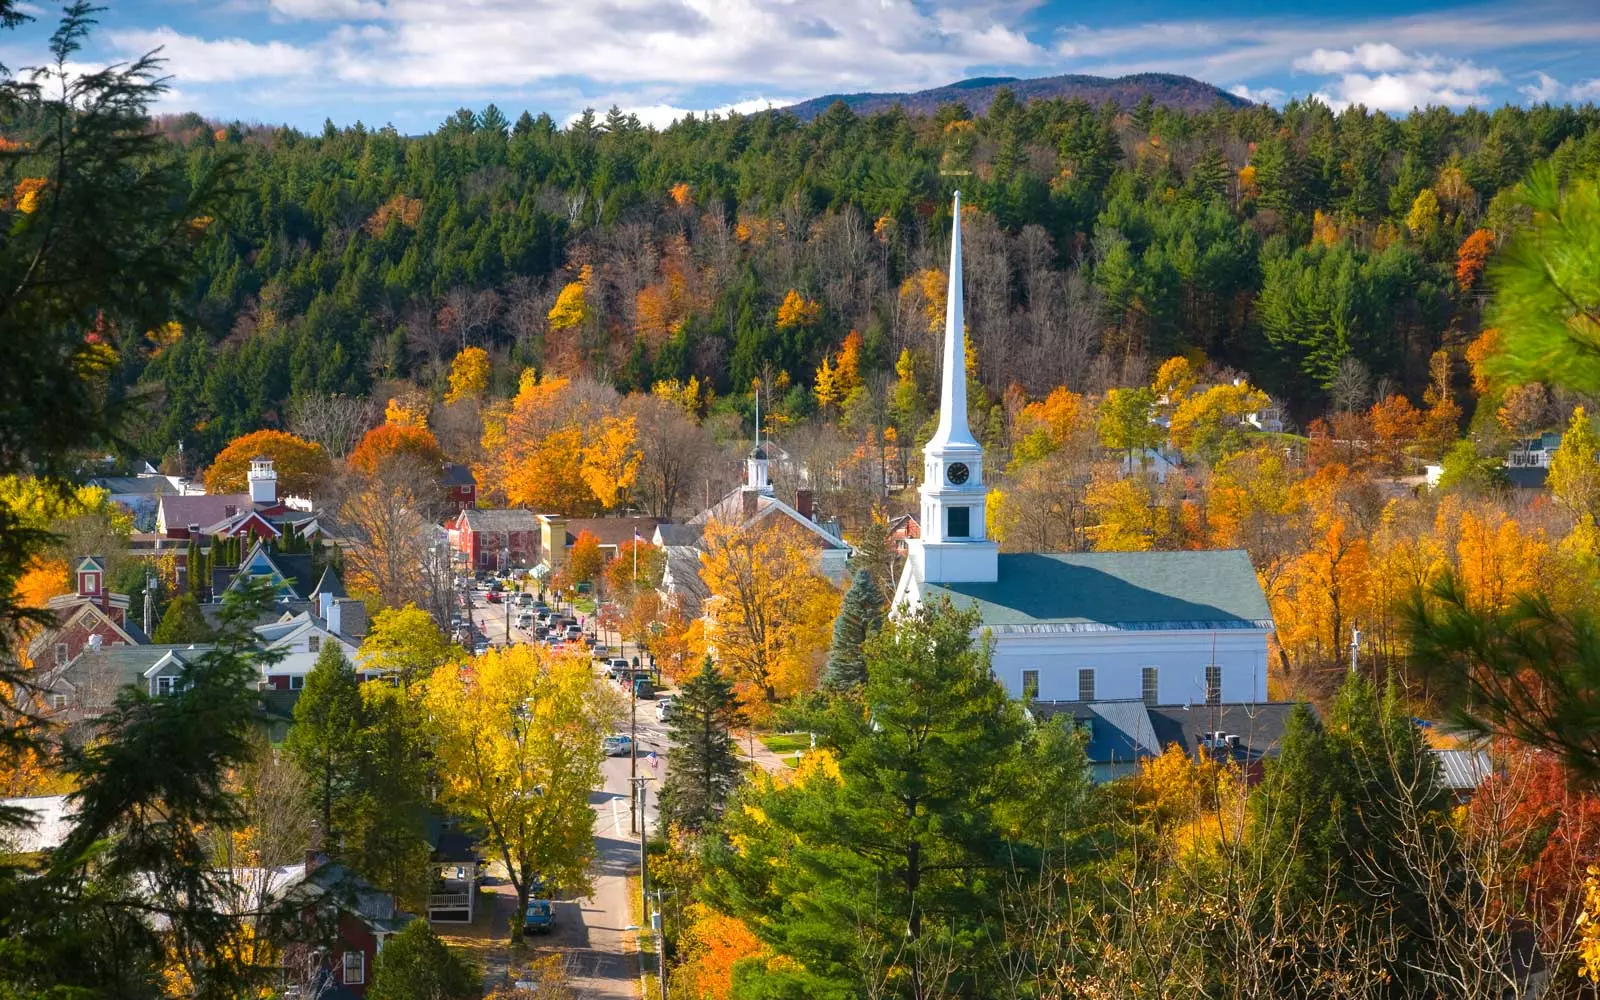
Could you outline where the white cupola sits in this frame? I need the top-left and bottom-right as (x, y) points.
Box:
(248, 456), (278, 505)
(745, 444), (773, 495)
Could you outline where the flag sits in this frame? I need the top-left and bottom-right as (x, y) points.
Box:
(647, 751), (658, 768)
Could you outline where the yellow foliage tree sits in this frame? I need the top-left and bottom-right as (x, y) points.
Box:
(1152, 355), (1199, 407)
(547, 270), (590, 331)
(775, 289), (820, 330)
(424, 646), (610, 943)
(1167, 381), (1268, 462)
(385, 392), (430, 429)
(1453, 507), (1546, 614)
(1406, 188), (1441, 237)
(580, 415), (642, 510)
(1271, 515), (1373, 680)
(489, 374), (642, 515)
(444, 346), (490, 404)
(1085, 473), (1166, 552)
(698, 519), (841, 709)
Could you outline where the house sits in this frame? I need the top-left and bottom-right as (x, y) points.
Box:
(42, 643), (215, 721)
(90, 472), (194, 530)
(254, 609), (364, 690)
(0, 794), (76, 856)
(892, 193), (1274, 706)
(277, 853), (413, 998)
(1030, 700), (1304, 783)
(450, 508), (540, 572)
(425, 824), (482, 924)
(440, 463), (477, 517)
(686, 446), (854, 581)
(537, 514), (663, 573)
(28, 556), (148, 670)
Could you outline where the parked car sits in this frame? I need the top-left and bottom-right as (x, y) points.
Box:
(602, 734), (633, 757)
(523, 899), (556, 935)
(473, 644), (489, 657)
(516, 592), (534, 608)
(516, 611), (535, 628)
(632, 678), (656, 699)
(486, 591), (502, 604)
(655, 696), (676, 722)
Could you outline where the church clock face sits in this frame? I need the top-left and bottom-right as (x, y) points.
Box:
(947, 462), (970, 485)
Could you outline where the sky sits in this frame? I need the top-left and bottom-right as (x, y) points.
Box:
(3, 0), (1599, 133)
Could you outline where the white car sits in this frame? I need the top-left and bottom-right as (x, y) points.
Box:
(601, 734), (633, 757)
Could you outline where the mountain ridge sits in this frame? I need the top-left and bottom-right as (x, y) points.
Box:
(781, 72), (1254, 120)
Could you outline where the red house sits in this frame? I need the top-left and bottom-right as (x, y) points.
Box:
(28, 556), (145, 669)
(278, 853), (412, 997)
(451, 508), (540, 573)
(440, 464), (477, 517)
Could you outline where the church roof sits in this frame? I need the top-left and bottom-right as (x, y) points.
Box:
(919, 550), (1271, 631)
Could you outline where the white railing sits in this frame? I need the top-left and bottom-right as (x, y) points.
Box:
(428, 893), (470, 910)
(1506, 450), (1551, 468)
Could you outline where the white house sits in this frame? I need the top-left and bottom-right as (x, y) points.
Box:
(892, 192), (1274, 706)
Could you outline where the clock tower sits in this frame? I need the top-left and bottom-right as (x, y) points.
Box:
(910, 192), (999, 584)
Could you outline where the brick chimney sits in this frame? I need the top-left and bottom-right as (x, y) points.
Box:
(795, 489), (814, 521)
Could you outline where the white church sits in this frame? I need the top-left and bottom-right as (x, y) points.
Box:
(892, 193), (1274, 707)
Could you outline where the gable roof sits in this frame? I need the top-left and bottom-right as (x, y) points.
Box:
(919, 550), (1271, 632)
(654, 523), (703, 547)
(310, 565), (346, 600)
(28, 600), (142, 663)
(460, 508), (539, 533)
(225, 541), (319, 600)
(440, 463), (476, 487)
(563, 516), (662, 548)
(157, 493), (253, 531)
(92, 475), (184, 497)
(75, 555), (106, 574)
(690, 488), (850, 551)
(46, 644), (213, 709)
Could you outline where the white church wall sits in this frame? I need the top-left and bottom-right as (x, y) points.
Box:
(985, 627), (1270, 704)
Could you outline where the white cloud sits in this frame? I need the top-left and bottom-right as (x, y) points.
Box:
(1293, 42), (1410, 74)
(1519, 71), (1600, 103)
(1228, 83), (1286, 104)
(567, 96), (801, 130)
(269, 0), (384, 19)
(107, 27), (317, 82)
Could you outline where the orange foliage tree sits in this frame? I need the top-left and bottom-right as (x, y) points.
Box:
(774, 289), (820, 330)
(348, 422), (445, 477)
(671, 904), (764, 1000)
(565, 530), (604, 588)
(202, 429), (329, 497)
(1456, 228), (1494, 290)
(698, 519), (840, 710)
(1367, 394), (1423, 473)
(487, 375), (641, 514)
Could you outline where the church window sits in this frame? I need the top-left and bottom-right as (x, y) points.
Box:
(1077, 668), (1095, 702)
(1205, 665), (1223, 705)
(1141, 667), (1159, 705)
(1021, 670), (1039, 701)
(947, 506), (970, 538)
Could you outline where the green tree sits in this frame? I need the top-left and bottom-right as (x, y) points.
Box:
(706, 598), (1092, 998)
(367, 920), (478, 1000)
(659, 658), (743, 833)
(1097, 386), (1161, 460)
(283, 642), (364, 845)
(821, 567), (884, 691)
(1484, 166), (1600, 395)
(151, 592), (215, 644)
(1436, 438), (1509, 494)
(1548, 406), (1600, 525)
(347, 684), (434, 906)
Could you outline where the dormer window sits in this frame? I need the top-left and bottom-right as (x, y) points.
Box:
(78, 571), (99, 596)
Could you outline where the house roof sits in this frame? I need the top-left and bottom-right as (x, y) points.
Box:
(1433, 749), (1494, 791)
(158, 493), (254, 530)
(563, 516), (662, 548)
(460, 508), (539, 533)
(1031, 700), (1306, 769)
(654, 523), (703, 547)
(310, 565), (346, 600)
(440, 463), (476, 487)
(661, 545), (711, 610)
(93, 475), (183, 497)
(284, 859), (412, 934)
(690, 487), (850, 551)
(46, 644), (212, 709)
(919, 550), (1271, 631)
(0, 795), (76, 854)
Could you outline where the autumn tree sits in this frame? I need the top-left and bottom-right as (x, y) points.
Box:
(443, 346), (490, 404)
(425, 646), (610, 943)
(1550, 407), (1600, 526)
(487, 374), (641, 515)
(202, 429), (329, 498)
(1367, 393), (1423, 473)
(348, 422), (446, 478)
(342, 454), (447, 611)
(1456, 228), (1494, 290)
(698, 519), (840, 708)
(603, 538), (666, 596)
(565, 530), (604, 588)
(1167, 381), (1268, 464)
(1097, 387), (1161, 461)
(359, 604), (459, 683)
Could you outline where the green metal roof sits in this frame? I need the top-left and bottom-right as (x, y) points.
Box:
(919, 550), (1271, 631)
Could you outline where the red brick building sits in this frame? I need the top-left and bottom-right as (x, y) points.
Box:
(28, 556), (145, 669)
(451, 508), (540, 572)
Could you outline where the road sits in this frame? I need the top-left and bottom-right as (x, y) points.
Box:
(461, 582), (672, 998)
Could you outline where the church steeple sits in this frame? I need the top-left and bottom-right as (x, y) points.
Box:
(909, 191), (999, 585)
(927, 190), (978, 451)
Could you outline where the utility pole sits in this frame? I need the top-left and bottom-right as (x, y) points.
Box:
(627, 774), (654, 935)
(629, 676), (639, 832)
(143, 572), (156, 637)
(647, 887), (676, 1000)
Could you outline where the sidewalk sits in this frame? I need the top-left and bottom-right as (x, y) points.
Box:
(734, 730), (801, 776)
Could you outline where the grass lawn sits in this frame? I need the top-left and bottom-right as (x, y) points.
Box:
(760, 732), (812, 755)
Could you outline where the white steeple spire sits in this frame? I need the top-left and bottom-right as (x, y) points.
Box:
(927, 190), (978, 451)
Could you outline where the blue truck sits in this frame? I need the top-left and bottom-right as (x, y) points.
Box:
(523, 898), (556, 935)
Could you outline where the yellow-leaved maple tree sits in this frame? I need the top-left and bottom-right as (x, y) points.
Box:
(698, 518), (840, 711)
(487, 374), (642, 514)
(424, 645), (612, 943)
(444, 346), (490, 404)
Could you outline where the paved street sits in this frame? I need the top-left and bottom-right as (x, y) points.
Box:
(462, 581), (673, 998)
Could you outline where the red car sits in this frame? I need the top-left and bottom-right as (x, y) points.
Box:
(486, 591), (503, 604)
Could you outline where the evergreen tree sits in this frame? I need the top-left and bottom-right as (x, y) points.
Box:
(283, 642), (364, 847)
(367, 921), (477, 1000)
(659, 657), (743, 832)
(707, 598), (1092, 998)
(151, 592), (215, 644)
(348, 684), (434, 905)
(822, 567), (884, 691)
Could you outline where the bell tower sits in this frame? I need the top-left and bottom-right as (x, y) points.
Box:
(910, 191), (998, 584)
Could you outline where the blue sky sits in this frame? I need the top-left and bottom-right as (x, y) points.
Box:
(3, 0), (1598, 132)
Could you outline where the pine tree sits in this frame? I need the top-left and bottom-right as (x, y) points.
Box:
(659, 658), (743, 832)
(284, 642), (365, 846)
(151, 592), (215, 644)
(368, 921), (477, 1000)
(822, 567), (884, 691)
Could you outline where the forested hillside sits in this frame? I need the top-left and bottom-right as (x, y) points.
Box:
(122, 92), (1600, 469)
